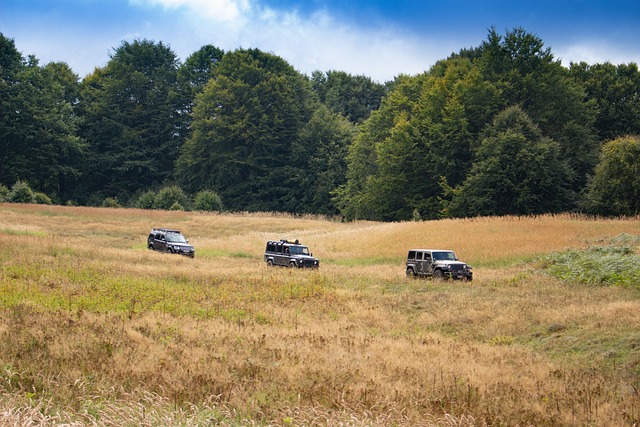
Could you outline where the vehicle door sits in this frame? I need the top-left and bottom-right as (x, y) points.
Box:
(415, 251), (424, 274)
(155, 233), (167, 251)
(276, 244), (289, 266)
(282, 246), (291, 266)
(274, 244), (283, 265)
(423, 252), (434, 274)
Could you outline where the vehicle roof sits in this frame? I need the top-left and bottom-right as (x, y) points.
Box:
(152, 228), (181, 233)
(267, 240), (306, 246)
(408, 249), (455, 252)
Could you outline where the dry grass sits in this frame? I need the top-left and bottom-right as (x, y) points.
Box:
(1, 203), (640, 426)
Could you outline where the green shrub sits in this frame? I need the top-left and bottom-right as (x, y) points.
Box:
(170, 202), (184, 211)
(540, 234), (640, 288)
(154, 186), (190, 210)
(0, 184), (9, 202)
(34, 192), (53, 205)
(102, 197), (122, 208)
(9, 181), (36, 203)
(136, 191), (156, 209)
(193, 189), (223, 212)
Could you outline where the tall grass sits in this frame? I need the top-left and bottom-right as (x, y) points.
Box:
(541, 233), (640, 287)
(1, 204), (640, 425)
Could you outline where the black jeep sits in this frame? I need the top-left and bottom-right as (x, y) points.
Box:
(406, 249), (472, 280)
(147, 228), (195, 258)
(264, 239), (319, 268)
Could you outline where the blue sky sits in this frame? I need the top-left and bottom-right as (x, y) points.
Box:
(2, 0), (639, 82)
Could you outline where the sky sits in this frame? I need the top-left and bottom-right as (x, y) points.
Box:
(1, 0), (639, 82)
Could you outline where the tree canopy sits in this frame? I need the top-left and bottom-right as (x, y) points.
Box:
(582, 135), (640, 216)
(0, 28), (639, 218)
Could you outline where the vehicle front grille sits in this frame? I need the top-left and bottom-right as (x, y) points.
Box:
(450, 264), (463, 272)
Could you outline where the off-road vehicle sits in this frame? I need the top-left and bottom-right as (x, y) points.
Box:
(264, 239), (319, 268)
(147, 228), (195, 258)
(406, 249), (472, 280)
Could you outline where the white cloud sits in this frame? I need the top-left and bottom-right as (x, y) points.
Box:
(153, 1), (447, 82)
(131, 0), (250, 22)
(555, 40), (640, 66)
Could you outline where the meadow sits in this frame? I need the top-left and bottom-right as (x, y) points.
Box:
(0, 203), (639, 426)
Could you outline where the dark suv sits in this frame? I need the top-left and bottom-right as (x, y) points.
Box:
(406, 249), (472, 280)
(147, 228), (195, 258)
(264, 239), (319, 268)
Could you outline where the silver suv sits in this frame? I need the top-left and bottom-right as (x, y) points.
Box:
(406, 249), (472, 280)
(147, 228), (195, 258)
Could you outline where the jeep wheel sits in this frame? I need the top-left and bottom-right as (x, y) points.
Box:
(406, 268), (416, 278)
(148, 244), (153, 250)
(167, 248), (174, 254)
(289, 261), (297, 268)
(433, 269), (444, 281)
(267, 259), (274, 267)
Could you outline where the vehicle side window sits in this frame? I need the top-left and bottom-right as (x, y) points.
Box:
(276, 245), (282, 253)
(425, 253), (432, 262)
(155, 233), (162, 240)
(408, 251), (415, 260)
(416, 252), (423, 261)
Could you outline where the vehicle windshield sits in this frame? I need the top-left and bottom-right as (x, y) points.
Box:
(166, 233), (187, 243)
(432, 251), (457, 261)
(289, 245), (310, 255)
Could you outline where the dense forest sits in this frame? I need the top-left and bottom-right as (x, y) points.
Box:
(1, 28), (639, 219)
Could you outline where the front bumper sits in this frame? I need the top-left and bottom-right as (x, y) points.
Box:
(445, 270), (472, 280)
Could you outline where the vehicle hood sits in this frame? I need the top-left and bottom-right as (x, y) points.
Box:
(434, 260), (468, 267)
(291, 254), (318, 261)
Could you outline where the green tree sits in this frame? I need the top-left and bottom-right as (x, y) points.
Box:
(447, 107), (573, 217)
(193, 189), (223, 211)
(8, 180), (36, 203)
(0, 34), (85, 200)
(136, 190), (157, 209)
(310, 70), (387, 123)
(295, 105), (355, 215)
(154, 185), (190, 210)
(79, 39), (183, 201)
(582, 135), (640, 216)
(0, 184), (9, 201)
(176, 48), (315, 212)
(176, 45), (225, 141)
(334, 73), (422, 220)
(476, 27), (598, 192)
(14, 61), (85, 198)
(336, 58), (501, 221)
(178, 45), (224, 97)
(570, 62), (640, 141)
(0, 33), (23, 186)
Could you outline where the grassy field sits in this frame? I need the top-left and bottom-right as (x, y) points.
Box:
(0, 203), (639, 426)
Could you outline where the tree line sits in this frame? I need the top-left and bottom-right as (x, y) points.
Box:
(1, 28), (639, 219)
